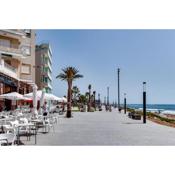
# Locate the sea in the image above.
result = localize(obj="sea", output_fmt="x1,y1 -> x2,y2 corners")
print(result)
127,104 -> 175,115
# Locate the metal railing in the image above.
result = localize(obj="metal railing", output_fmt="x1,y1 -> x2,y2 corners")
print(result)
0,29 -> 25,36
0,59 -> 18,79
0,44 -> 22,55
4,62 -> 17,73
0,42 -> 19,49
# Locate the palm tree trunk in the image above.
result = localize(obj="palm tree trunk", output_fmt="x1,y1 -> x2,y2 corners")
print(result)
88,90 -> 91,112
67,81 -> 72,118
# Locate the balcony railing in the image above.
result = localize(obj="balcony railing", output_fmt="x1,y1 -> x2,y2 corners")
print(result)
0,42 -> 19,49
42,61 -> 52,72
0,59 -> 18,79
0,29 -> 25,36
42,71 -> 52,81
0,43 -> 23,56
48,72 -> 52,81
48,82 -> 52,89
4,62 -> 17,73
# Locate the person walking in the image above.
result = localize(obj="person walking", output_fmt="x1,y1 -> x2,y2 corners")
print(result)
43,102 -> 49,116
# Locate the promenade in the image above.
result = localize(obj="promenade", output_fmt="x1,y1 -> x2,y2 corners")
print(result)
24,109 -> 175,146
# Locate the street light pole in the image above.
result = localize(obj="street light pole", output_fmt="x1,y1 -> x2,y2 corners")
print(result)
143,82 -> 146,124
93,91 -> 96,110
104,96 -> 106,105
124,93 -> 127,114
117,68 -> 120,111
107,87 -> 109,106
98,93 -> 100,105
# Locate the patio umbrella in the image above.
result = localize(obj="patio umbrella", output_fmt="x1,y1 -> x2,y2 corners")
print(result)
22,97 -> 32,102
39,89 -> 45,114
45,94 -> 62,101
0,92 -> 31,110
25,90 -> 54,101
62,97 -> 67,103
54,96 -> 63,102
24,90 -> 43,100
0,92 -> 25,100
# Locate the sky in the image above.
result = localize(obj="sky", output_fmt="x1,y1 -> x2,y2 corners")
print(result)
36,30 -> 175,104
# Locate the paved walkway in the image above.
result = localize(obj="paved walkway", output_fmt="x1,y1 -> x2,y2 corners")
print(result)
23,109 -> 175,145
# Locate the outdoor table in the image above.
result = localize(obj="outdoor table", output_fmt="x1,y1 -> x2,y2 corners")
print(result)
16,123 -> 35,145
30,119 -> 44,144
31,118 -> 48,134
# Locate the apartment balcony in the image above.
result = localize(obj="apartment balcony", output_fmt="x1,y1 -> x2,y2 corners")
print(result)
0,43 -> 26,59
47,50 -> 52,64
43,61 -> 52,72
48,72 -> 52,81
48,82 -> 52,90
41,71 -> 52,80
41,80 -> 52,90
44,52 -> 52,65
47,60 -> 52,71
0,59 -> 18,79
41,82 -> 49,89
0,30 -> 25,36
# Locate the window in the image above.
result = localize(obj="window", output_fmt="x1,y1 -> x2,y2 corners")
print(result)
23,29 -> 31,38
24,29 -> 31,34
21,64 -> 31,74
21,46 -> 31,56
0,39 -> 10,48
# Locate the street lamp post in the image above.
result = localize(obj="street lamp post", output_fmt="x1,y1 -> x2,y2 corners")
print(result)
104,96 -> 106,105
107,87 -> 109,106
124,93 -> 127,114
98,93 -> 100,105
143,82 -> 147,124
93,91 -> 96,110
117,68 -> 120,111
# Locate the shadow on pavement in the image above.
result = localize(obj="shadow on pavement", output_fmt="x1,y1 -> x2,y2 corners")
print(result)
122,122 -> 144,125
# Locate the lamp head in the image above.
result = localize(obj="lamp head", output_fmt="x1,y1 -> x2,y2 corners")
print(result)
143,82 -> 146,92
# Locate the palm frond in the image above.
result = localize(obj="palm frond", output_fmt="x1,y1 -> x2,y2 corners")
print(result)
56,73 -> 67,80
73,74 -> 83,79
56,66 -> 83,82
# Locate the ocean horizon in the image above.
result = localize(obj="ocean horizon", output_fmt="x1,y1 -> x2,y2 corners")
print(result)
127,104 -> 175,114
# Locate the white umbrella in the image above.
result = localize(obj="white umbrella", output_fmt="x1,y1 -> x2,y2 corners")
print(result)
0,92 -> 31,111
62,97 -> 67,103
53,95 -> 62,102
24,90 -> 64,106
46,94 -> 62,101
24,90 -> 43,100
25,90 -> 54,101
0,92 -> 25,100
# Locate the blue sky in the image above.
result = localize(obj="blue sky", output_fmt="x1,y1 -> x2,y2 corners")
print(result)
36,30 -> 175,104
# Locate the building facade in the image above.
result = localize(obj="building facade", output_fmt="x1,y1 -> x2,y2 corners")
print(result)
35,43 -> 52,93
0,29 -> 36,110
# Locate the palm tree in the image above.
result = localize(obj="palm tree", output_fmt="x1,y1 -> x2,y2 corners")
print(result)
56,67 -> 83,118
72,86 -> 80,106
88,84 -> 92,112
93,91 -> 96,110
79,94 -> 87,105
85,92 -> 89,98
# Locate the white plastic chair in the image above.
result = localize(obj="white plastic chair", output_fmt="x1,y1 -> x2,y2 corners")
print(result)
0,133 -> 16,146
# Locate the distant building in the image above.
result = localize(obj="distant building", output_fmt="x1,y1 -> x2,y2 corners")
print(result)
0,29 -> 36,110
35,43 -> 52,93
